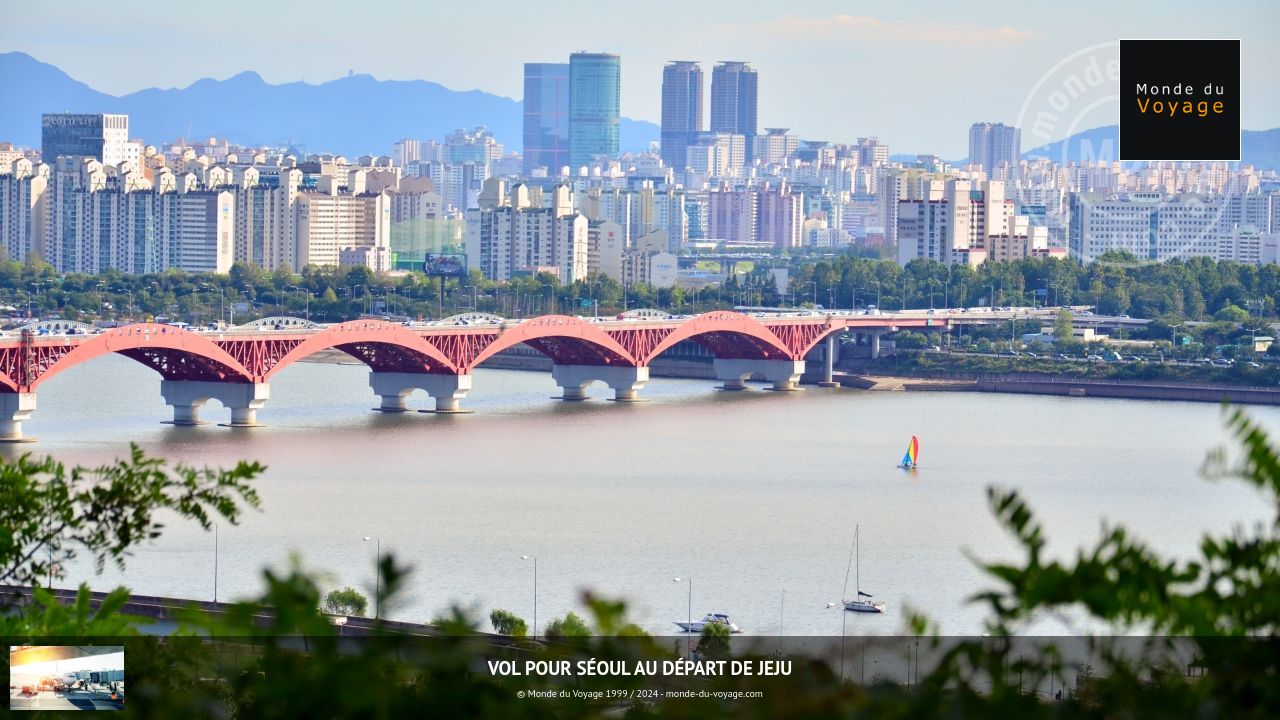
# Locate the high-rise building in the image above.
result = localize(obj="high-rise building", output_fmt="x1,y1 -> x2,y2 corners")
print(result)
710,62 -> 758,165
568,52 -> 621,169
0,159 -> 50,263
41,113 -> 130,165
294,188 -> 391,271
660,61 -> 703,172
1069,191 -> 1271,263
523,63 -> 571,175
968,123 -> 1021,175
465,180 -> 587,283
896,179 -> 1057,266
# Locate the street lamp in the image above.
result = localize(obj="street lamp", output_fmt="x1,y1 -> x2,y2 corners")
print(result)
521,555 -> 538,639
807,281 -> 817,309
673,577 -> 692,657
213,523 -> 219,603
363,536 -> 381,619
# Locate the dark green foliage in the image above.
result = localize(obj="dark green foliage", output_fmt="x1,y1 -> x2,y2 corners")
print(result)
0,444 -> 262,589
697,621 -> 731,659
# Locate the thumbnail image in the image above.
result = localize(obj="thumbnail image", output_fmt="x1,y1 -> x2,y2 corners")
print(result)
9,646 -> 124,712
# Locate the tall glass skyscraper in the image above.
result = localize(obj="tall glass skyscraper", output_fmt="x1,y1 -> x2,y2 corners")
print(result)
568,52 -> 621,169
710,62 -> 758,163
523,63 -> 570,175
660,61 -> 703,172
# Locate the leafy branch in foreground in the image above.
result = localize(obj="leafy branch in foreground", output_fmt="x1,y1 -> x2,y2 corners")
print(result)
0,443 -> 263,589
974,406 -> 1279,636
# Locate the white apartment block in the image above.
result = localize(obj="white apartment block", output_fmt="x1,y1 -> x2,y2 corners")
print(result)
896,179 -> 1059,266
295,189 -> 390,271
0,159 -> 49,262
465,180 -> 587,284
1069,192 -> 1273,263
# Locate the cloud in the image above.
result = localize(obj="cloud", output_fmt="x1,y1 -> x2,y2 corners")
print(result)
755,14 -> 1034,48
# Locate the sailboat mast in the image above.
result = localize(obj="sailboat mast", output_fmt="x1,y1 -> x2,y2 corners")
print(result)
855,524 -> 860,595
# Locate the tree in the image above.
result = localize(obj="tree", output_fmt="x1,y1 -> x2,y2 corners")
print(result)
1053,308 -> 1074,342
488,608 -> 528,637
322,587 -> 369,617
0,445 -> 262,589
544,611 -> 590,638
697,620 -> 731,659
1213,303 -> 1249,323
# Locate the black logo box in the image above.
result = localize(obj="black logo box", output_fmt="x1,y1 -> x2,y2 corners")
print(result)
1119,39 -> 1240,161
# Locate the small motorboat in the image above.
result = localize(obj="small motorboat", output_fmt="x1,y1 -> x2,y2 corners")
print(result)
674,613 -> 743,633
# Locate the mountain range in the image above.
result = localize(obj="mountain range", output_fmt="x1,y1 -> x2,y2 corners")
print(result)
1022,125 -> 1280,171
2,52 -> 1276,170
0,52 -> 659,156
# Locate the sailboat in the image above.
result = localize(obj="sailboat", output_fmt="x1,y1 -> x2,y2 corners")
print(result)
842,524 -> 886,614
899,435 -> 919,469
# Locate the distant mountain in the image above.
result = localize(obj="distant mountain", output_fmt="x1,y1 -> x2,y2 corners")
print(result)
1023,124 -> 1280,171
0,52 -> 659,156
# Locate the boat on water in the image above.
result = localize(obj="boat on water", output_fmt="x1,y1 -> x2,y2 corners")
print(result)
899,435 -> 919,469
674,613 -> 744,633
842,524 -> 886,614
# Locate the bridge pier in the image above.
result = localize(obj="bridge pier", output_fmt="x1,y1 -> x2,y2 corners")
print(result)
870,332 -> 882,359
551,364 -> 649,401
160,380 -> 270,427
0,392 -> 37,442
818,335 -> 839,387
369,372 -> 473,413
714,358 -> 805,391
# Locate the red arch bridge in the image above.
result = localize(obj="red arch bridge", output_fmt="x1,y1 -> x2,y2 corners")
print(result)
0,308 -> 978,441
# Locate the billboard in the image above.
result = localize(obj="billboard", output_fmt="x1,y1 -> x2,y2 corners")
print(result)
423,253 -> 467,278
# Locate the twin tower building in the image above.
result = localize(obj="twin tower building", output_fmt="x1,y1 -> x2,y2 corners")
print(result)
522,55 -> 758,177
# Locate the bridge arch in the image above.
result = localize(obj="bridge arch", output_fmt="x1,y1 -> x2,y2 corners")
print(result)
638,311 -> 793,364
19,323 -> 254,392
467,315 -> 637,370
261,319 -> 461,379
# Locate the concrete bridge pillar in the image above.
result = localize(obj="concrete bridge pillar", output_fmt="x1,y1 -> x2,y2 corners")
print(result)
713,358 -> 806,391
160,380 -> 270,427
369,372 -> 473,413
0,392 -> 37,442
870,332 -> 883,359
551,364 -> 649,402
818,335 -> 840,387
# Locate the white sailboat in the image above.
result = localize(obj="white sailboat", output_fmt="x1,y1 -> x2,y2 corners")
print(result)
842,524 -> 885,614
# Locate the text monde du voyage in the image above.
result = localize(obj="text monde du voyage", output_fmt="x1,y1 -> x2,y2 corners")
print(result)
1134,82 -> 1228,118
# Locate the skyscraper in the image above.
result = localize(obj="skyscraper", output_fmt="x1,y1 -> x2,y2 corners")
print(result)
523,63 -> 570,175
968,123 -> 1021,175
41,113 -> 130,165
568,52 -> 621,169
710,62 -> 758,164
660,61 -> 703,172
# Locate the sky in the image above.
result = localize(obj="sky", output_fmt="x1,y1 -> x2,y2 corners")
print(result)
3,0 -> 1278,157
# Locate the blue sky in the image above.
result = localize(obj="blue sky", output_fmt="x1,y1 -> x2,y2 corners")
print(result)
4,0 -> 1276,157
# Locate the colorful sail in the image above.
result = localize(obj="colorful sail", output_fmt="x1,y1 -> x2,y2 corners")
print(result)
901,435 -> 919,467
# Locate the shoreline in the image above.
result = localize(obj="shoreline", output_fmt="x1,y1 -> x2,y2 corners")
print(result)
299,349 -> 1280,405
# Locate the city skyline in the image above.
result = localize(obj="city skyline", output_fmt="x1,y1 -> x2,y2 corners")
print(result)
3,1 -> 1278,158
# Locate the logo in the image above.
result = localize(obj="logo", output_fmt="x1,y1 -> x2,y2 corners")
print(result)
1119,39 -> 1240,161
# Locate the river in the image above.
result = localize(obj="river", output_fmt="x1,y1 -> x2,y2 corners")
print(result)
6,354 -> 1274,637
